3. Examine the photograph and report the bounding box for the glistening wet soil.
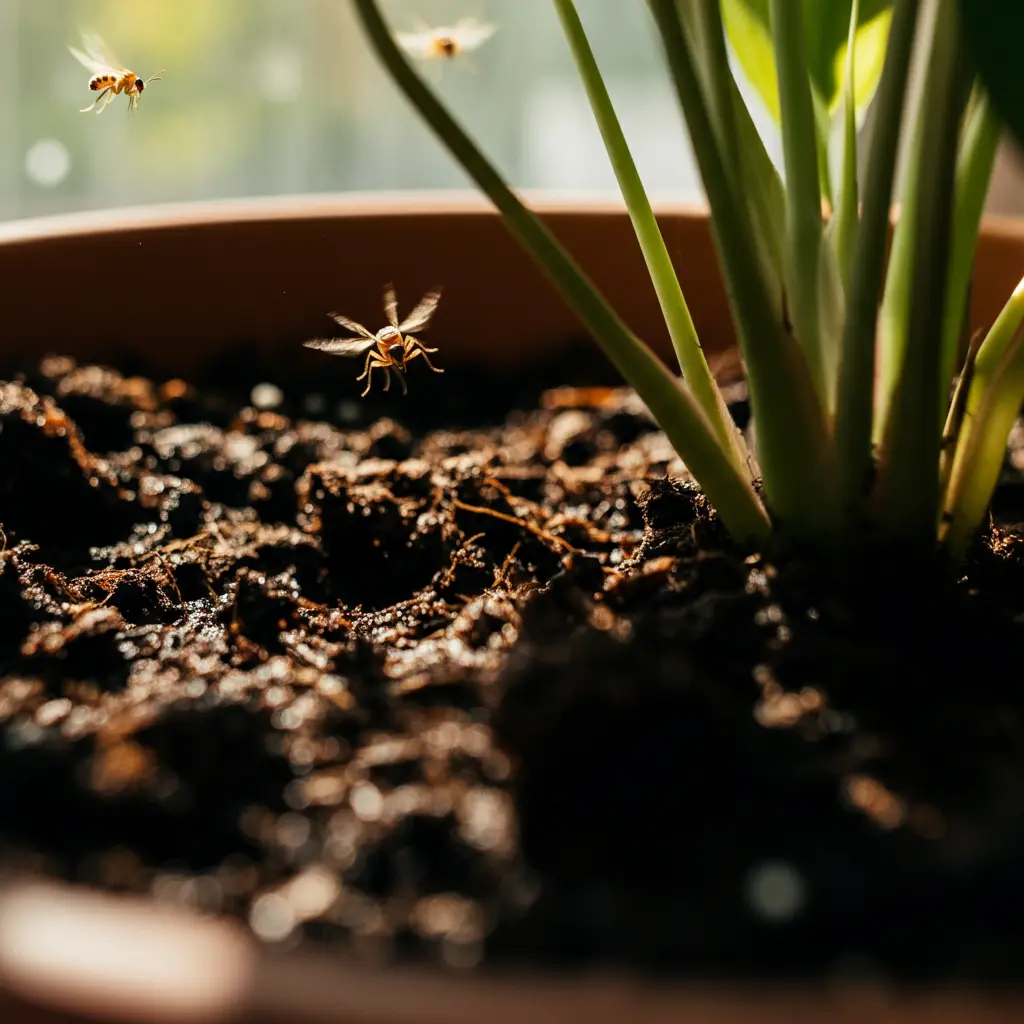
[2,349,1024,981]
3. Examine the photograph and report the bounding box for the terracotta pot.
[1,193,1024,1023]
[2,192,1022,375]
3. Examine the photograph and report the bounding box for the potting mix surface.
[2,348,1024,981]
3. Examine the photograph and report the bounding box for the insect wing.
[68,44,119,76]
[453,19,496,51]
[382,284,400,328]
[303,337,377,357]
[396,29,439,60]
[82,32,124,70]
[327,311,376,339]
[399,288,442,333]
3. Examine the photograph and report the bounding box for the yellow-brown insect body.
[376,326,407,368]
[303,285,445,397]
[88,73,119,91]
[434,36,458,58]
[396,19,496,65]
[90,69,141,99]
[71,36,161,114]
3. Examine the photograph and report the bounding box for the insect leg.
[406,336,440,356]
[356,350,375,381]
[411,343,444,373]
[392,367,408,396]
[81,86,111,113]
[360,356,388,397]
[361,361,378,398]
[382,368,392,393]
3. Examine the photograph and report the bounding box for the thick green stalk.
[689,0,740,170]
[685,1,786,305]
[937,322,982,498]
[875,0,961,446]
[812,91,835,212]
[770,0,829,403]
[351,0,770,542]
[938,88,1001,411]
[650,0,839,536]
[942,276,1024,559]
[551,0,741,463]
[875,0,965,543]
[827,0,861,291]
[729,75,787,291]
[834,0,921,513]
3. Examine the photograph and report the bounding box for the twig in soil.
[482,475,555,526]
[152,551,184,609]
[451,499,581,555]
[545,512,614,545]
[493,541,523,591]
[483,477,618,548]
[482,475,535,509]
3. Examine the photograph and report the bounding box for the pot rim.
[4,190,1024,243]
[0,191,715,245]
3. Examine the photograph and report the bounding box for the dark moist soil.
[3,345,1024,983]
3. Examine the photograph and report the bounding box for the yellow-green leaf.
[720,0,893,122]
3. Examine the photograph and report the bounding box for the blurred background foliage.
[0,0,1020,221]
[1,0,728,219]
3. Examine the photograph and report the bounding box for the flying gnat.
[304,285,444,397]
[396,18,496,62]
[69,33,163,114]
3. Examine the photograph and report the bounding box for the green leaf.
[942,275,1024,560]
[721,0,893,120]
[826,0,861,291]
[959,0,1024,153]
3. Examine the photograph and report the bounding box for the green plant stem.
[828,0,861,291]
[649,0,839,537]
[351,0,770,542]
[770,0,829,404]
[875,0,967,447]
[939,87,1001,410]
[834,0,921,515]
[729,74,787,289]
[688,0,786,305]
[938,322,982,498]
[943,276,1024,559]
[875,0,966,543]
[551,0,741,463]
[689,0,740,171]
